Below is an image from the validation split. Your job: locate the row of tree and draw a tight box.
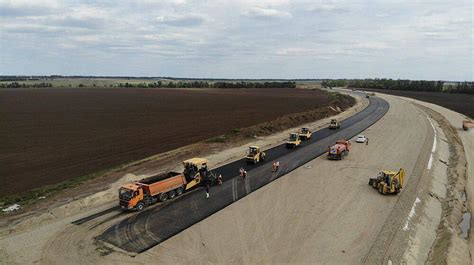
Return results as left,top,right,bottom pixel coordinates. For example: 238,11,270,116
444,82,474,94
0,82,53,88
348,79,444,92
118,81,297,89
321,79,473,94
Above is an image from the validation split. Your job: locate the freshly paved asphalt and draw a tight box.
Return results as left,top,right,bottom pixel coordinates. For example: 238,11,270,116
95,93,389,253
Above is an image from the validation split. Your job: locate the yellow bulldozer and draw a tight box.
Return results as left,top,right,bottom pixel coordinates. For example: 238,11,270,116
368,168,405,195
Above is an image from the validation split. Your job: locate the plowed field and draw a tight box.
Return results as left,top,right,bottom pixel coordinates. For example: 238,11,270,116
0,88,335,195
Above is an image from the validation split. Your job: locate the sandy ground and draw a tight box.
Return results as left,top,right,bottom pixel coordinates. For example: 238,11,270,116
1,90,471,264
387,96,473,265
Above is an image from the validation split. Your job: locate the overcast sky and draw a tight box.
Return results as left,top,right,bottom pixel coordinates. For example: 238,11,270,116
0,0,472,80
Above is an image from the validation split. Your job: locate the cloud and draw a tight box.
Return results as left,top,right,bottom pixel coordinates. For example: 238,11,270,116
243,7,292,19
0,0,60,17
156,14,205,27
306,4,349,13
0,0,471,80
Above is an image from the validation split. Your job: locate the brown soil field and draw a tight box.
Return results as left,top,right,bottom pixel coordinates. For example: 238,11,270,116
0,87,343,196
362,89,474,118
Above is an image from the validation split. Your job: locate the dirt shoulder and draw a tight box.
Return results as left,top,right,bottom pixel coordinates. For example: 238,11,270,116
387,95,472,265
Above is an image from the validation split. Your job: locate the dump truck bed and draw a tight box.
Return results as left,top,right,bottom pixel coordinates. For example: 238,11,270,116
140,172,181,184
139,172,186,197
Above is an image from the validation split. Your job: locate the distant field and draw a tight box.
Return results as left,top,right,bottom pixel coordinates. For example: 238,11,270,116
0,87,335,196
363,89,474,118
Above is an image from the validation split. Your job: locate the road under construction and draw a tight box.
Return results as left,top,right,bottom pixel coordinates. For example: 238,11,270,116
2,90,470,265
93,93,389,253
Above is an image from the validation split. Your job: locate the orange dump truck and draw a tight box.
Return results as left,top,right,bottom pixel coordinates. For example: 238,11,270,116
119,172,186,211
462,120,474,131
327,140,351,160
119,158,210,211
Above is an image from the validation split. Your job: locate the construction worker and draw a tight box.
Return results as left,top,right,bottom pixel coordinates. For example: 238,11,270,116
272,161,280,172
239,167,247,180
217,174,223,185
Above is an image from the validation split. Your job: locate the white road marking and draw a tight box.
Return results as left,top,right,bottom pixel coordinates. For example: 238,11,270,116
403,197,421,231
427,153,434,170
427,117,437,169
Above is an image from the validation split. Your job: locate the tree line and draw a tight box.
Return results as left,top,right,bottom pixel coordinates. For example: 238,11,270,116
321,79,473,94
118,81,296,89
0,82,53,88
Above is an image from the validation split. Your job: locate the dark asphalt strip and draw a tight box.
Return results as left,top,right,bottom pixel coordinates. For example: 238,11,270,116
97,96,389,253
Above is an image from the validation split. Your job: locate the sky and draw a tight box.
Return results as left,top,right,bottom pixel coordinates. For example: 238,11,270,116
0,0,472,80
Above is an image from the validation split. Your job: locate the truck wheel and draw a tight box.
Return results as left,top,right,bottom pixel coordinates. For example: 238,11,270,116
168,190,176,199
136,202,145,211
379,185,384,194
176,187,184,196
372,181,378,189
158,193,168,202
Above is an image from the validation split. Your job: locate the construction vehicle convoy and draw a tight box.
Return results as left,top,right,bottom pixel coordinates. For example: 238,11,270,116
119,158,213,211
462,120,474,131
368,168,405,195
327,140,351,160
246,146,266,164
286,133,302,148
298,127,312,140
329,119,341,129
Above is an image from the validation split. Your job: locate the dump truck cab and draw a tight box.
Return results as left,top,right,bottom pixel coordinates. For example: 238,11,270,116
329,119,341,129
246,146,266,164
368,168,405,195
119,183,145,210
286,133,302,148
298,127,312,140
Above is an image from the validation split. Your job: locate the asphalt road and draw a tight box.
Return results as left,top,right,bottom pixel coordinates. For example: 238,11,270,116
97,94,389,253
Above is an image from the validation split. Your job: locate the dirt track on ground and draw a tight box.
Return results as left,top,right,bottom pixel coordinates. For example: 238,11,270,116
0,87,350,195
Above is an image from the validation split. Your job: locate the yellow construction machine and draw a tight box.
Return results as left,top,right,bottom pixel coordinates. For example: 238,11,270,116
246,146,266,164
286,133,302,148
298,127,312,140
368,168,405,195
